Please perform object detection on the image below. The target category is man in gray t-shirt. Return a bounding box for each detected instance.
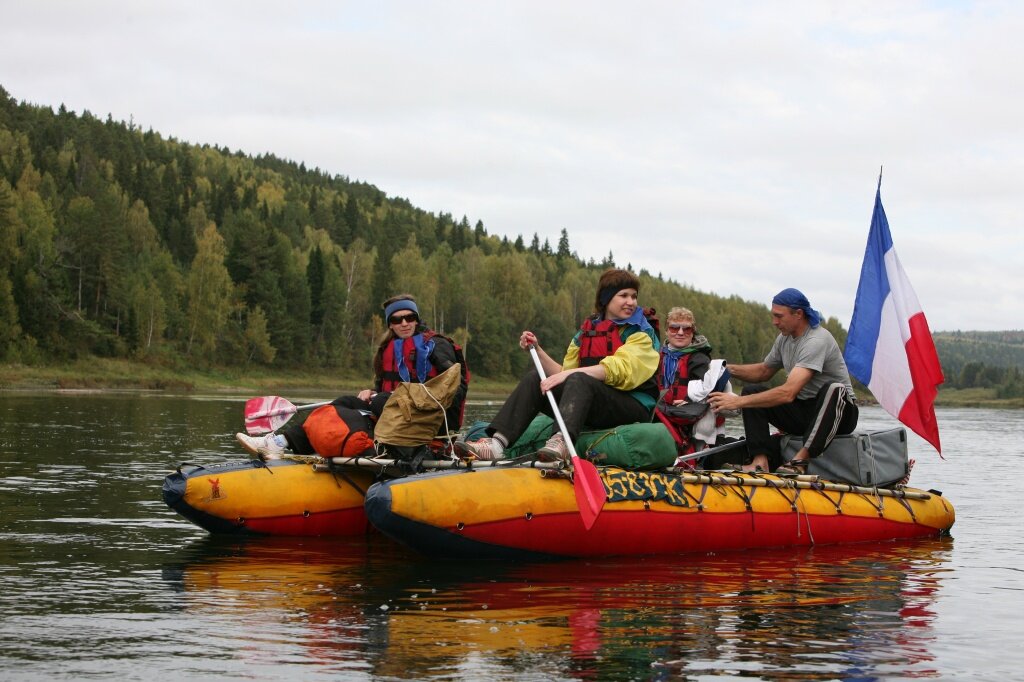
[708,288,859,473]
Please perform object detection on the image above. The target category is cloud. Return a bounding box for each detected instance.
[2,1,1021,331]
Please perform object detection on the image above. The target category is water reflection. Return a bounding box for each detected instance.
[6,393,1014,679]
[164,535,952,680]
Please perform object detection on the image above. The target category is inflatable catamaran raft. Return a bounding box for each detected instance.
[163,425,955,557]
[364,464,953,560]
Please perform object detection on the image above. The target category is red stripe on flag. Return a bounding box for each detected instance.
[896,313,944,453]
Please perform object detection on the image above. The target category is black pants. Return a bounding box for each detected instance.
[741,382,859,470]
[487,368,650,444]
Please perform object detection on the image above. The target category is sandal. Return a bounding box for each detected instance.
[724,463,765,474]
[775,458,809,475]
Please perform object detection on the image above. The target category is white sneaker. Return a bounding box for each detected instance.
[537,433,569,462]
[454,437,503,461]
[235,432,286,460]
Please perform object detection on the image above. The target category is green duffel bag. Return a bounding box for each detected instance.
[502,415,677,470]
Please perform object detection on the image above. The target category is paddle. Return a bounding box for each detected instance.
[528,345,606,530]
[243,396,331,434]
[671,437,747,467]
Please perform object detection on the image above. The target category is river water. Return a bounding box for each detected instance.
[0,391,1021,680]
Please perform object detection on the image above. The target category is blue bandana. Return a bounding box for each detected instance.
[660,346,686,387]
[393,333,435,383]
[610,307,653,333]
[772,288,821,328]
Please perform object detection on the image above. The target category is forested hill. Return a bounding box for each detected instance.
[933,331,1024,396]
[1,85,1017,395]
[0,85,787,379]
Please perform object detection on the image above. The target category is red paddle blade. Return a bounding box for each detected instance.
[243,396,297,434]
[572,457,606,530]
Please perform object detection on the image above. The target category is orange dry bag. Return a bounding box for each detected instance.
[302,405,375,457]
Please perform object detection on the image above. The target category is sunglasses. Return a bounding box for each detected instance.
[388,313,419,325]
[668,323,694,333]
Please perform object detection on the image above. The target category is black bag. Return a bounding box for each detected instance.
[659,400,709,423]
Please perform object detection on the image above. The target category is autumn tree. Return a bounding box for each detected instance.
[186,224,234,356]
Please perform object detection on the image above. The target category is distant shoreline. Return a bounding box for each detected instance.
[1,359,1020,409]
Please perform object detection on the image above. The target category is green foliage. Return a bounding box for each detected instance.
[930,330,1024,397]
[185,224,233,357]
[243,306,276,365]
[934,331,1024,376]
[4,84,919,383]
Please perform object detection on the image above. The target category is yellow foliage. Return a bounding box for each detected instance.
[256,181,286,212]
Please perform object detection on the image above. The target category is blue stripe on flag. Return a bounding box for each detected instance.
[844,189,894,384]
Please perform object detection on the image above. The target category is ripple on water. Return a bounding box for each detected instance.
[1,397,1023,680]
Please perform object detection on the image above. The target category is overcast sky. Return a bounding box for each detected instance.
[3,1,1021,331]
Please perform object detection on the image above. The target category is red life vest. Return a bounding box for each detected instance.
[657,352,696,405]
[577,317,624,366]
[654,350,725,458]
[378,327,468,428]
[378,331,470,427]
[380,331,441,392]
[576,314,659,400]
[577,308,660,366]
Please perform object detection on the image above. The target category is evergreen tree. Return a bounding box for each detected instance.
[330,195,351,247]
[557,228,571,259]
[315,254,347,366]
[307,244,326,327]
[345,195,362,242]
[0,272,21,360]
[0,89,880,382]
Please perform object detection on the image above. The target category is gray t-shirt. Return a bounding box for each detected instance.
[764,325,854,400]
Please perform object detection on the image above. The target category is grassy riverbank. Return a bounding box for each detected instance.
[1,358,1020,408]
[0,358,518,400]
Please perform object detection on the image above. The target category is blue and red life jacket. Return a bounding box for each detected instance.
[657,350,698,406]
[380,331,440,392]
[379,330,470,427]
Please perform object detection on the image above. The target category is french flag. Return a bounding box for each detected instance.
[844,179,944,453]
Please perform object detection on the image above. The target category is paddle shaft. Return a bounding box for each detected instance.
[527,345,580,459]
[248,399,331,420]
[526,344,606,530]
[673,437,746,465]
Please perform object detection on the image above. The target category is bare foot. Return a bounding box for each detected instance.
[741,455,769,472]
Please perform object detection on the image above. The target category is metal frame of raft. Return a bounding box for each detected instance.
[316,455,934,501]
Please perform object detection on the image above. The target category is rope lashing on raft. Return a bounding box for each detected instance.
[677,472,932,501]
[312,457,567,473]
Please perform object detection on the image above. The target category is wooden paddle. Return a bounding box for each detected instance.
[528,345,606,530]
[243,396,331,434]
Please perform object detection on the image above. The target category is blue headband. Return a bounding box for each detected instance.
[384,299,419,321]
[772,288,821,328]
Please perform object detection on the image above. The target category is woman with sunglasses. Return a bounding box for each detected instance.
[237,294,468,458]
[361,294,468,432]
[655,307,718,452]
[455,268,659,462]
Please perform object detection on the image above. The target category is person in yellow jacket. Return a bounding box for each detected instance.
[456,268,660,461]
